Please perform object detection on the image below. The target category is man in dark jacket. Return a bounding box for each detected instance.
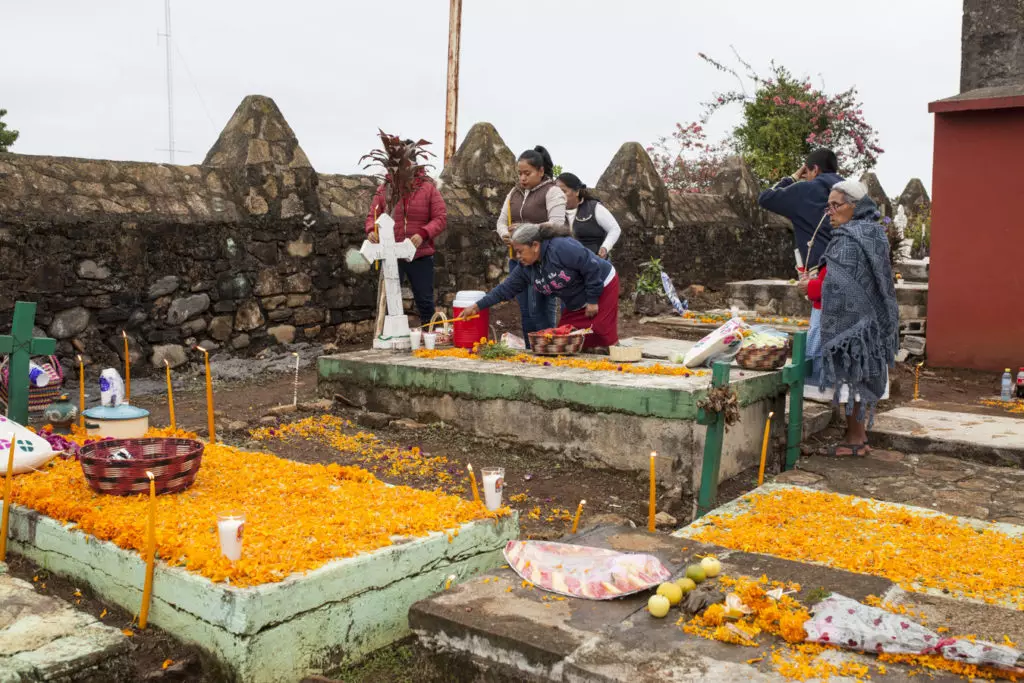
[757,148,843,271]
[757,148,843,402]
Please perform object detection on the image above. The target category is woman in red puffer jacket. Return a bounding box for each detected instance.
[364,168,448,323]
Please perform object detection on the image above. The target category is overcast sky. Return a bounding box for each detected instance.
[3,1,961,197]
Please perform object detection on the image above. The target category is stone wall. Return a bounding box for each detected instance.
[0,94,803,374]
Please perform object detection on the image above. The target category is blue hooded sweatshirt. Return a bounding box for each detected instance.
[758,172,843,269]
[477,237,613,313]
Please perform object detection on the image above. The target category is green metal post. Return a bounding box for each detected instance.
[696,361,731,518]
[783,331,808,471]
[0,302,57,425]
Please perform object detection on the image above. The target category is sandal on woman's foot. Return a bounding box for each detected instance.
[827,443,867,457]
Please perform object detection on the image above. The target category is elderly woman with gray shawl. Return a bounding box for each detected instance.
[819,179,899,457]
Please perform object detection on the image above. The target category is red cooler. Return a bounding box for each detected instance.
[453,290,489,348]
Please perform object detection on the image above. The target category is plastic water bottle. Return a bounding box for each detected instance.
[1002,369,1014,402]
[28,362,51,388]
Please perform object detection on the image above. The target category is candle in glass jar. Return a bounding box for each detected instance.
[217,512,245,562]
[481,467,505,511]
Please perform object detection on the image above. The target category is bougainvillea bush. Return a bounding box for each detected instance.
[649,53,884,191]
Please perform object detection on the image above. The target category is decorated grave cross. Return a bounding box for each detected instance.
[360,213,417,349]
[0,302,57,425]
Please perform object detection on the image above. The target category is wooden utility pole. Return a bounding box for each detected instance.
[443,0,463,166]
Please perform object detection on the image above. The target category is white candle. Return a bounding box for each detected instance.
[217,512,245,562]
[423,333,437,350]
[409,330,422,350]
[481,467,504,511]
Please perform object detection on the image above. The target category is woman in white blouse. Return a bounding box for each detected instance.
[555,172,621,259]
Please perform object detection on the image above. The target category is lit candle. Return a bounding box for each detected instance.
[164,361,176,432]
[196,346,215,443]
[138,471,156,629]
[757,411,775,486]
[571,499,586,535]
[0,439,15,561]
[122,331,131,403]
[77,355,85,429]
[292,352,300,407]
[913,362,924,401]
[467,464,481,504]
[648,451,657,533]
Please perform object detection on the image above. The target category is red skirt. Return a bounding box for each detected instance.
[558,275,619,348]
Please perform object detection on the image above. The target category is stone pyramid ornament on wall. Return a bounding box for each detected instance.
[360,214,416,350]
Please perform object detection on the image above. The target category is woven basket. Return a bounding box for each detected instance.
[528,333,586,356]
[79,438,204,496]
[0,355,64,415]
[426,311,453,347]
[735,344,789,371]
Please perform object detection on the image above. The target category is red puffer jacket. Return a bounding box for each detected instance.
[364,179,447,259]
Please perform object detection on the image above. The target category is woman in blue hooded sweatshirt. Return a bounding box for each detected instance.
[459,223,619,349]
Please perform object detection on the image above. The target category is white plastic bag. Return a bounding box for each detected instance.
[503,540,672,600]
[99,368,126,407]
[500,333,526,350]
[683,317,747,368]
[805,594,1024,672]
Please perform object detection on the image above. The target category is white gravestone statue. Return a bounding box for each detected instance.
[360,213,417,350]
[894,206,913,261]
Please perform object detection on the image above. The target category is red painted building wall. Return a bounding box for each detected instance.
[928,97,1024,371]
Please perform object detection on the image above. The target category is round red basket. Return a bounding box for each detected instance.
[527,333,586,356]
[79,438,204,496]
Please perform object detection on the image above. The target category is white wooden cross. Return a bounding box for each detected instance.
[360,213,417,349]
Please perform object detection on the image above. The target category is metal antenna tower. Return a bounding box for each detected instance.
[158,0,176,163]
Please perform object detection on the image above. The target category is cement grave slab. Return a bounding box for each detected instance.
[410,521,985,682]
[726,279,928,319]
[0,563,130,683]
[8,505,518,683]
[318,350,800,489]
[868,406,1024,467]
[616,337,832,439]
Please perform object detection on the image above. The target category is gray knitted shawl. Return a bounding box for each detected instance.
[818,197,900,422]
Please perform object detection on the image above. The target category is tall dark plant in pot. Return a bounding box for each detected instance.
[359,132,435,336]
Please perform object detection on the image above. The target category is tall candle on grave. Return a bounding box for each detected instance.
[648,451,657,533]
[138,471,156,628]
[571,500,586,535]
[0,439,15,561]
[77,355,85,429]
[122,331,131,403]
[164,361,176,432]
[196,347,215,443]
[466,464,481,504]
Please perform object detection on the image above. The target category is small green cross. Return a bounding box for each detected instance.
[0,302,57,425]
